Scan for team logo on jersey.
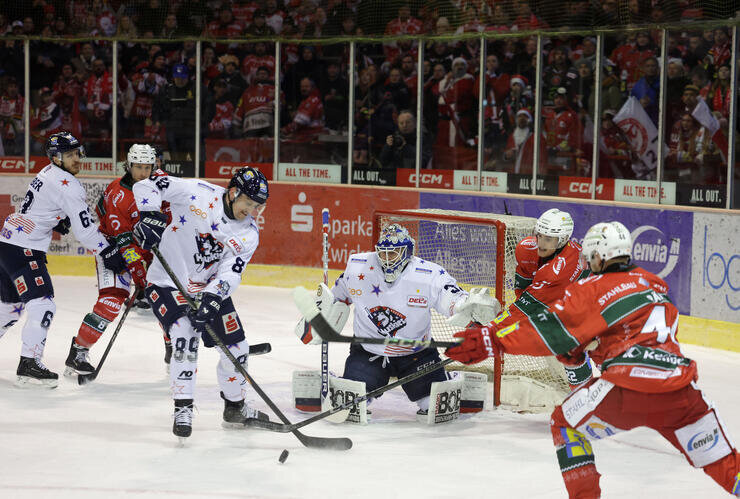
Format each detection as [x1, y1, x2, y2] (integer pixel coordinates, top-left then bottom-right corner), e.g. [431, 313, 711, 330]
[149, 290, 160, 302]
[215, 280, 230, 296]
[366, 306, 407, 337]
[553, 256, 566, 275]
[193, 232, 224, 271]
[29, 260, 38, 270]
[112, 191, 124, 207]
[407, 295, 428, 307]
[171, 291, 187, 305]
[222, 312, 240, 334]
[14, 276, 27, 295]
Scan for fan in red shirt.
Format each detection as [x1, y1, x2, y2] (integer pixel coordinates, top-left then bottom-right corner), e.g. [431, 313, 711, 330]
[65, 144, 172, 377]
[280, 77, 325, 141]
[447, 221, 740, 498]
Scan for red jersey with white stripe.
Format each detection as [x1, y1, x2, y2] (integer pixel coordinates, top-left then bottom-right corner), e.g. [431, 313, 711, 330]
[492, 265, 697, 393]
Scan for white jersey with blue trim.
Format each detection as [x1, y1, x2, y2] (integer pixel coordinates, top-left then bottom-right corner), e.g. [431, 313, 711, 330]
[332, 251, 467, 357]
[133, 176, 259, 299]
[0, 163, 110, 253]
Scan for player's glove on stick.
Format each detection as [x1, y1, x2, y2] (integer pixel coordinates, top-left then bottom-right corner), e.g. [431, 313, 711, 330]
[52, 216, 71, 235]
[100, 243, 128, 273]
[188, 292, 222, 334]
[128, 259, 148, 289]
[133, 211, 168, 250]
[445, 325, 500, 365]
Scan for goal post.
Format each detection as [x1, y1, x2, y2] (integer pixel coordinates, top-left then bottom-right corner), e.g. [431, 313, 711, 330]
[373, 208, 570, 412]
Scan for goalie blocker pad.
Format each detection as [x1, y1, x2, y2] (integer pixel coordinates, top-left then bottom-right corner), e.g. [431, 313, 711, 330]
[425, 378, 463, 425]
[294, 283, 349, 345]
[450, 371, 487, 413]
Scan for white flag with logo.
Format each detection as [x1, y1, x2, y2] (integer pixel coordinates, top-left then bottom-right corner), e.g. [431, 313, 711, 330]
[613, 96, 662, 171]
[691, 97, 720, 137]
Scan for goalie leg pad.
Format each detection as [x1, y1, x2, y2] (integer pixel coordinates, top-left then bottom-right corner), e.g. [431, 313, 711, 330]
[450, 371, 488, 413]
[425, 378, 463, 424]
[292, 370, 321, 412]
[391, 347, 447, 402]
[326, 375, 368, 425]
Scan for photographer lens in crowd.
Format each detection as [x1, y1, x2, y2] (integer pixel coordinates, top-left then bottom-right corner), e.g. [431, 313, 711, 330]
[379, 110, 432, 170]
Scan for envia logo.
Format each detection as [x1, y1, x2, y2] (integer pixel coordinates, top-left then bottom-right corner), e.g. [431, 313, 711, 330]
[703, 225, 739, 311]
[688, 428, 720, 453]
[630, 226, 680, 279]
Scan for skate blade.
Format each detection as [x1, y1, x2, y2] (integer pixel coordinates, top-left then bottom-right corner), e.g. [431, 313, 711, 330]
[64, 366, 93, 377]
[221, 420, 247, 430]
[15, 375, 58, 389]
[177, 437, 188, 447]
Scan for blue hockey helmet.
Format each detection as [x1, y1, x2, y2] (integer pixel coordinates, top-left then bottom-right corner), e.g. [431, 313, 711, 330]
[46, 131, 85, 164]
[229, 167, 269, 204]
[375, 224, 415, 283]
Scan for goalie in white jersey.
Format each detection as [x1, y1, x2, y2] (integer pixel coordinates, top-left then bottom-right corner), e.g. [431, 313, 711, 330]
[132, 167, 269, 440]
[298, 224, 500, 418]
[0, 131, 127, 387]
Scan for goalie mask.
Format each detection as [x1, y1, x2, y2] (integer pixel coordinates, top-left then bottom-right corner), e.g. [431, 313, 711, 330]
[375, 224, 415, 283]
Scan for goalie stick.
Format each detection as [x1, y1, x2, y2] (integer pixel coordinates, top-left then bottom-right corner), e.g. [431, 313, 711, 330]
[78, 287, 139, 386]
[293, 286, 461, 349]
[152, 247, 352, 451]
[320, 208, 330, 406]
[244, 357, 455, 432]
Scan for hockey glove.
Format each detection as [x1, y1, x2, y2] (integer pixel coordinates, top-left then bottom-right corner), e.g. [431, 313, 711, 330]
[133, 211, 168, 250]
[100, 244, 128, 274]
[445, 325, 500, 365]
[188, 292, 222, 334]
[448, 287, 502, 328]
[52, 216, 71, 235]
[128, 259, 148, 289]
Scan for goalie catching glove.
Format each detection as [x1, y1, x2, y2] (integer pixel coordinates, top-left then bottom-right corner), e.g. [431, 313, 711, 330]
[447, 287, 501, 328]
[294, 283, 349, 345]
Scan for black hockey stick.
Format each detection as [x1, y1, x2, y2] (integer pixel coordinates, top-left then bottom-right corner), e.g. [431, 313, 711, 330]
[152, 247, 352, 451]
[78, 287, 139, 386]
[243, 357, 455, 432]
[293, 287, 461, 349]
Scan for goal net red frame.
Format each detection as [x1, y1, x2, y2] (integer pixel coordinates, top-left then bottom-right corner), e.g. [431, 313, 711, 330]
[373, 208, 569, 413]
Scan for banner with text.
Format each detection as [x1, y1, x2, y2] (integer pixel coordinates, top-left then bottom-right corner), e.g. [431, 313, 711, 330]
[278, 163, 341, 183]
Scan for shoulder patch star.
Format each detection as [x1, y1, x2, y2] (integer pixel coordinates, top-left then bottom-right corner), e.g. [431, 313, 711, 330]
[210, 223, 219, 231]
[60, 179, 69, 186]
[371, 284, 381, 296]
[98, 242, 104, 248]
[190, 195, 196, 201]
[208, 203, 214, 209]
[439, 269, 445, 274]
[55, 216, 61, 220]
[11, 305, 23, 315]
[15, 225, 24, 232]
[141, 198, 149, 205]
[358, 273, 365, 280]
[227, 376, 237, 382]
[369, 266, 374, 270]
[179, 215, 187, 225]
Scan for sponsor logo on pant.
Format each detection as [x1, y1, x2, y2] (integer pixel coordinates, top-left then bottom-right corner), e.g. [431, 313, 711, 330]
[14, 276, 27, 295]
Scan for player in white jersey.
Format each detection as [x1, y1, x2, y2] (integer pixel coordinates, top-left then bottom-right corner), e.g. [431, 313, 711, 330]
[0, 131, 127, 387]
[132, 167, 269, 439]
[299, 224, 500, 417]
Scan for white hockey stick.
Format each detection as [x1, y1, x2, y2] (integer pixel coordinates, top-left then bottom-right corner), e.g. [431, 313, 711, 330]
[320, 208, 330, 406]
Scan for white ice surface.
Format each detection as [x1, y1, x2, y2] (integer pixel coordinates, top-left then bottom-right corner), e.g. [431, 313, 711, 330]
[0, 276, 738, 498]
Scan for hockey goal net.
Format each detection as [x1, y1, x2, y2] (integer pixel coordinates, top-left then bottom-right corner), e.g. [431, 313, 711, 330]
[374, 208, 569, 412]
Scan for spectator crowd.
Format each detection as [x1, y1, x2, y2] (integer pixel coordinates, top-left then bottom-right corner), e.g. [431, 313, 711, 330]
[0, 0, 737, 186]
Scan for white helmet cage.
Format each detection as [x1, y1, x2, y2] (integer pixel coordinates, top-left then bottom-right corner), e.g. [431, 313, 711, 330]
[535, 208, 574, 248]
[581, 221, 632, 266]
[127, 144, 157, 171]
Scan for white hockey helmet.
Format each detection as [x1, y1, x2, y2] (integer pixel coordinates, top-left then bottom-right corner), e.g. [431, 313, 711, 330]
[581, 221, 632, 266]
[127, 144, 156, 170]
[535, 208, 574, 248]
[376, 223, 415, 283]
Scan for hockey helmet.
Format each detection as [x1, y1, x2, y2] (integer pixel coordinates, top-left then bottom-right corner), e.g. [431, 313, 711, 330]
[46, 131, 85, 164]
[127, 144, 157, 169]
[229, 167, 269, 204]
[535, 208, 574, 248]
[581, 221, 632, 270]
[375, 224, 415, 283]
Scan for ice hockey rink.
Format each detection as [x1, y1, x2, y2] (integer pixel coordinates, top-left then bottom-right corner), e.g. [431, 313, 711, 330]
[0, 276, 738, 498]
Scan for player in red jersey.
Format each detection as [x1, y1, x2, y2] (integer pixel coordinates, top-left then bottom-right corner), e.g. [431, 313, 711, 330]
[507, 208, 591, 389]
[65, 144, 171, 375]
[447, 221, 740, 498]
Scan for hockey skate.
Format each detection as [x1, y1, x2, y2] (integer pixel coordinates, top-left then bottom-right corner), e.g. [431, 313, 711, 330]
[416, 408, 428, 423]
[173, 399, 194, 443]
[221, 391, 269, 428]
[16, 356, 59, 388]
[133, 289, 151, 311]
[64, 338, 95, 376]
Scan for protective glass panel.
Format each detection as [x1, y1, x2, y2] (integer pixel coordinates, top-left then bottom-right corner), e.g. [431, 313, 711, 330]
[0, 36, 26, 167]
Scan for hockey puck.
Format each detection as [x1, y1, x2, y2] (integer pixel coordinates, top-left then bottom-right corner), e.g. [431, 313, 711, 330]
[278, 449, 289, 463]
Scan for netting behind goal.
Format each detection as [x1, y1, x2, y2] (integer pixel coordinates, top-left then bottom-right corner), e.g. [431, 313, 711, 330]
[374, 208, 569, 410]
